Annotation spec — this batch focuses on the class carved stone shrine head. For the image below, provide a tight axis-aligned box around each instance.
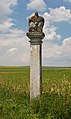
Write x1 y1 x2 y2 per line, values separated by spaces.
29 12 44 33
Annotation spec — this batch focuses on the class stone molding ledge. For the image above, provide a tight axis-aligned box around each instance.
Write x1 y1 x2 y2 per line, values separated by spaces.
26 32 45 45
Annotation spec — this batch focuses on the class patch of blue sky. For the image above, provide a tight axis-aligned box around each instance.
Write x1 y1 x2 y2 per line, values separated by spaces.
46 0 71 9
54 22 71 40
0 0 71 66
10 0 29 31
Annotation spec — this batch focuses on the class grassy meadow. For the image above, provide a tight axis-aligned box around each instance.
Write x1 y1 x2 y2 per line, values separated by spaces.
0 66 71 119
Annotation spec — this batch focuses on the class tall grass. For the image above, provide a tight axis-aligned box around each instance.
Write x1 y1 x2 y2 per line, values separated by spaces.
0 67 71 119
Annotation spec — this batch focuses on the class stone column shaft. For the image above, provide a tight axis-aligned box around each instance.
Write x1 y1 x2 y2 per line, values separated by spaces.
30 44 42 99
26 32 45 100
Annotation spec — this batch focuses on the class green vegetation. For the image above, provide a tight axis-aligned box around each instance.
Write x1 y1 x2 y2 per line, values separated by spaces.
0 66 71 119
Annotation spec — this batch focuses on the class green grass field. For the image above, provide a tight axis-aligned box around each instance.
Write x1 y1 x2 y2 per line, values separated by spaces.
0 66 71 119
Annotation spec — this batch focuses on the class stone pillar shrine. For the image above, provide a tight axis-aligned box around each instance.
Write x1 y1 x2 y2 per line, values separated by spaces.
26 12 45 100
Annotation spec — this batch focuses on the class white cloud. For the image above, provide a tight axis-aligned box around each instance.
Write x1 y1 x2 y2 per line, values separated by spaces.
27 0 47 12
43 44 62 58
43 37 71 66
56 52 62 55
0 0 18 21
63 37 71 46
18 53 30 63
44 25 61 41
0 0 30 66
0 1 71 66
0 17 27 47
43 15 62 42
0 0 18 36
49 6 71 23
7 48 17 54
0 40 13 46
0 30 28 47
43 6 71 44
64 0 71 2
0 18 14 33
43 12 51 27
43 6 71 24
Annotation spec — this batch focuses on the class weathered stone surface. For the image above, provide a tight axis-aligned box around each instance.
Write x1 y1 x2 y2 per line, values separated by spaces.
26 32 45 45
30 44 42 99
28 12 44 32
26 12 45 100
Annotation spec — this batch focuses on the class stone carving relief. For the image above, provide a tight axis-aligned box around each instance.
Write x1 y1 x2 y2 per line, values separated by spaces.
29 12 44 32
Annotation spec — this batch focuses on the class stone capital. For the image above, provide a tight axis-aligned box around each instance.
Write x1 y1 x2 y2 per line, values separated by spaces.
26 32 45 45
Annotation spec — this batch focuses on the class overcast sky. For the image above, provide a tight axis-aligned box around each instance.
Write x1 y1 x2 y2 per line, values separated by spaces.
0 0 71 66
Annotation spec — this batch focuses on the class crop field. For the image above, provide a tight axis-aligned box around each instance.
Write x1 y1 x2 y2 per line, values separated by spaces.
0 66 71 119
